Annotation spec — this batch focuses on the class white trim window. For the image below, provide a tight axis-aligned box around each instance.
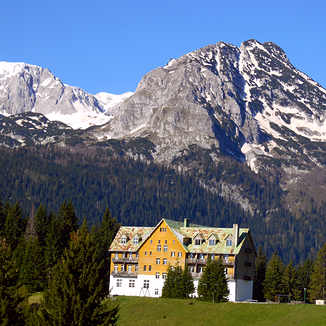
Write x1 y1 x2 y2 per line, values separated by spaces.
128 265 132 272
117 279 122 287
157 245 161 252
163 273 167 279
114 265 118 271
143 280 150 289
155 289 159 296
164 245 168 252
129 279 135 287
163 258 167 265
156 258 160 265
171 252 175 257
155 272 160 279
178 252 182 257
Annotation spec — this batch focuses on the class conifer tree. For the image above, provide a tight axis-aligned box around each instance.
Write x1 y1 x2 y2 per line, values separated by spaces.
0 239 23 326
282 259 301 301
297 257 313 301
309 243 326 301
263 251 284 301
35 204 49 247
253 246 267 301
181 264 195 298
197 258 229 302
0 197 6 238
35 217 119 325
19 237 46 292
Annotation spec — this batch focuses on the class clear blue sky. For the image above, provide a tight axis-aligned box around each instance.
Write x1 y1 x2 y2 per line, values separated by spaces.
1 0 326 95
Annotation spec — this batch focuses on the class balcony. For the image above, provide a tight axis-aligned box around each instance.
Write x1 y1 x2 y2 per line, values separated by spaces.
244 261 252 267
186 258 207 264
111 270 138 277
223 259 234 266
190 272 202 279
112 257 139 263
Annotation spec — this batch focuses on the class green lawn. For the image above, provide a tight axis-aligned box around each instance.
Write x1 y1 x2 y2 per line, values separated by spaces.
110 296 326 326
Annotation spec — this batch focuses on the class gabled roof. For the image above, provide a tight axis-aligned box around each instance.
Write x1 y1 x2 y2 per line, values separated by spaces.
109 219 252 255
109 226 152 252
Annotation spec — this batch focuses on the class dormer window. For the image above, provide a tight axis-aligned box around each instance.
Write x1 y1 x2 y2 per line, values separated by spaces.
121 237 126 244
226 240 232 246
194 233 204 245
195 239 201 245
133 238 138 244
209 239 216 246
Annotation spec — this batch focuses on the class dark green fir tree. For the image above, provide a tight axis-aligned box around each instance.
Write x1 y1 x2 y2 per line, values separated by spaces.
253 246 267 302
197 258 229 303
34 218 119 326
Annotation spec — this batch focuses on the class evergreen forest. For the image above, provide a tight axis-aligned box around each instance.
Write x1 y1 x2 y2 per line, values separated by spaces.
0 145 326 265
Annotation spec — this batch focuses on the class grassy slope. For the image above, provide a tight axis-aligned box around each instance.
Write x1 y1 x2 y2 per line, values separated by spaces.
112 296 326 326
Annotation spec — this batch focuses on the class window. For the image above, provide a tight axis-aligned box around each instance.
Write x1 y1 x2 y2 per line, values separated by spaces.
121 265 124 271
155 289 159 295
165 228 167 232
156 258 160 265
171 252 175 257
173 240 175 244
133 237 138 244
143 280 150 289
209 239 215 246
116 279 122 287
155 272 160 279
128 265 132 272
163 258 167 265
122 252 125 258
129 280 135 287
178 252 182 257
158 240 161 244
150 240 153 244
163 273 167 279
189 266 194 273
195 239 201 245
115 253 119 258
164 245 168 252
223 254 229 260
190 253 194 258
143 265 146 271
145 251 147 255
226 240 232 246
129 252 133 258
211 254 215 260
165 240 167 244
114 265 118 271
157 245 161 252
136 252 139 258
198 267 203 273
150 251 152 256
199 253 204 259
149 265 152 271
121 237 126 244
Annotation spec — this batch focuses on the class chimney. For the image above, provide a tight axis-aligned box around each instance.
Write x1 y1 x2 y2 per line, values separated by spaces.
233 224 239 247
184 218 190 228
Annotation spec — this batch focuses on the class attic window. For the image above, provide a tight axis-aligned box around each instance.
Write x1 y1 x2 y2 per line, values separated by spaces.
195 239 201 246
226 240 232 246
133 237 138 244
121 237 126 244
209 239 216 246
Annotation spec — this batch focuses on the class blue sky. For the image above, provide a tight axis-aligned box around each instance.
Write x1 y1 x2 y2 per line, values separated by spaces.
1 0 326 95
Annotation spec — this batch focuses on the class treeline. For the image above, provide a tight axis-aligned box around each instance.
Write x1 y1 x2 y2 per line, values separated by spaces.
0 199 120 325
254 245 326 303
0 145 325 264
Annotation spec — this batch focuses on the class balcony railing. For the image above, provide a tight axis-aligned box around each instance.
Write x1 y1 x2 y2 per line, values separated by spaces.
223 259 234 265
186 258 207 264
190 272 202 278
111 270 138 277
112 257 139 263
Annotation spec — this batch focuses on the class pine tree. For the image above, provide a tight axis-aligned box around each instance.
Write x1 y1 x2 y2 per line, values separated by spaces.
0 197 6 238
57 200 79 249
19 237 46 292
181 264 195 298
253 246 267 302
309 243 326 301
282 259 301 301
35 204 49 247
35 218 119 325
197 258 229 303
263 251 284 301
0 239 23 326
297 258 313 302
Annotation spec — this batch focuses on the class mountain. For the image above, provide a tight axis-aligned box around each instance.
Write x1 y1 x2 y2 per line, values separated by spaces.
2 40 326 263
0 62 132 129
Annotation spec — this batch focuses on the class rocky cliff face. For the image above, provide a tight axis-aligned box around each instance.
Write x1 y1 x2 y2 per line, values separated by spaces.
89 40 326 171
0 62 132 129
